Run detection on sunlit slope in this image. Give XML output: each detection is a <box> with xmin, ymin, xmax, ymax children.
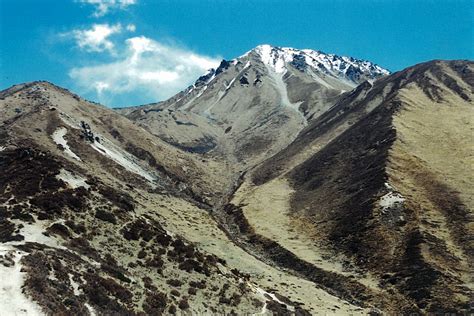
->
<box><xmin>236</xmin><ymin>60</ymin><xmax>473</xmax><ymax>314</ymax></box>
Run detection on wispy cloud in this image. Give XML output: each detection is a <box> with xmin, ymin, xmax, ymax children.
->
<box><xmin>69</xmin><ymin>23</ymin><xmax>123</xmax><ymax>53</ymax></box>
<box><xmin>78</xmin><ymin>0</ymin><xmax>137</xmax><ymax>17</ymax></box>
<box><xmin>69</xmin><ymin>36</ymin><xmax>220</xmax><ymax>106</ymax></box>
<box><xmin>126</xmin><ymin>24</ymin><xmax>136</xmax><ymax>32</ymax></box>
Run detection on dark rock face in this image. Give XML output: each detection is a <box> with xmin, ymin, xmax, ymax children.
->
<box><xmin>195</xmin><ymin>60</ymin><xmax>231</xmax><ymax>86</ymax></box>
<box><xmin>80</xmin><ymin>121</ymin><xmax>95</xmax><ymax>143</ymax></box>
<box><xmin>239</xmin><ymin>76</ymin><xmax>249</xmax><ymax>85</ymax></box>
<box><xmin>196</xmin><ymin>70</ymin><xmax>215</xmax><ymax>85</ymax></box>
<box><xmin>215</xmin><ymin>59</ymin><xmax>231</xmax><ymax>76</ymax></box>
<box><xmin>162</xmin><ymin>135</ymin><xmax>217</xmax><ymax>154</ymax></box>
<box><xmin>345</xmin><ymin>65</ymin><xmax>363</xmax><ymax>82</ymax></box>
<box><xmin>290</xmin><ymin>54</ymin><xmax>307</xmax><ymax>72</ymax></box>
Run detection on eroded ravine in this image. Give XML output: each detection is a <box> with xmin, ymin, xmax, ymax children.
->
<box><xmin>208</xmin><ymin>171</ymin><xmax>390</xmax><ymax>312</ymax></box>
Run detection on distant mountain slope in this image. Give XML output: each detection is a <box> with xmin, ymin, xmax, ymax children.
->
<box><xmin>234</xmin><ymin>60</ymin><xmax>474</xmax><ymax>313</ymax></box>
<box><xmin>119</xmin><ymin>45</ymin><xmax>389</xmax><ymax>168</ymax></box>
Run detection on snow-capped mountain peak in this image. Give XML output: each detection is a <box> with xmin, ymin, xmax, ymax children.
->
<box><xmin>247</xmin><ymin>44</ymin><xmax>390</xmax><ymax>84</ymax></box>
<box><xmin>255</xmin><ymin>44</ymin><xmax>295</xmax><ymax>73</ymax></box>
<box><xmin>191</xmin><ymin>44</ymin><xmax>389</xmax><ymax>93</ymax></box>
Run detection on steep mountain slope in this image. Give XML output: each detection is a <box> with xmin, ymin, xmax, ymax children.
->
<box><xmin>1</xmin><ymin>53</ymin><xmax>472</xmax><ymax>314</ymax></box>
<box><xmin>0</xmin><ymin>81</ymin><xmax>370</xmax><ymax>314</ymax></box>
<box><xmin>118</xmin><ymin>46</ymin><xmax>472</xmax><ymax>314</ymax></box>
<box><xmin>232</xmin><ymin>60</ymin><xmax>474</xmax><ymax>313</ymax></box>
<box><xmin>119</xmin><ymin>45</ymin><xmax>389</xmax><ymax>168</ymax></box>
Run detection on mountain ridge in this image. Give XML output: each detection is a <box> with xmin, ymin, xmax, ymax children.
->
<box><xmin>0</xmin><ymin>53</ymin><xmax>472</xmax><ymax>314</ymax></box>
<box><xmin>119</xmin><ymin>44</ymin><xmax>389</xmax><ymax>110</ymax></box>
<box><xmin>117</xmin><ymin>44</ymin><xmax>391</xmax><ymax>171</ymax></box>
<box><xmin>237</xmin><ymin>58</ymin><xmax>473</xmax><ymax>313</ymax></box>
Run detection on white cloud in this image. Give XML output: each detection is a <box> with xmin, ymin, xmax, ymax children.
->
<box><xmin>69</xmin><ymin>36</ymin><xmax>220</xmax><ymax>106</ymax></box>
<box><xmin>78</xmin><ymin>0</ymin><xmax>137</xmax><ymax>17</ymax></box>
<box><xmin>126</xmin><ymin>24</ymin><xmax>136</xmax><ymax>32</ymax></box>
<box><xmin>71</xmin><ymin>24</ymin><xmax>122</xmax><ymax>53</ymax></box>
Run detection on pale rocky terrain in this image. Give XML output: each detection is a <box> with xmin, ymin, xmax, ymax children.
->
<box><xmin>0</xmin><ymin>45</ymin><xmax>472</xmax><ymax>315</ymax></box>
<box><xmin>118</xmin><ymin>45</ymin><xmax>388</xmax><ymax>169</ymax></box>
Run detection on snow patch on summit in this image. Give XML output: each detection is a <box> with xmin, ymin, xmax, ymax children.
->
<box><xmin>256</xmin><ymin>44</ymin><xmax>294</xmax><ymax>74</ymax></box>
<box><xmin>253</xmin><ymin>44</ymin><xmax>389</xmax><ymax>83</ymax></box>
<box><xmin>255</xmin><ymin>45</ymin><xmax>306</xmax><ymax>124</ymax></box>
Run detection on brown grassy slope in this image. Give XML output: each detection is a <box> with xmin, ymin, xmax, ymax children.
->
<box><xmin>252</xmin><ymin>60</ymin><xmax>472</xmax><ymax>186</ymax></box>
<box><xmin>1</xmin><ymin>81</ymin><xmax>357</xmax><ymax>314</ymax></box>
<box><xmin>284</xmin><ymin>60</ymin><xmax>473</xmax><ymax>313</ymax></box>
<box><xmin>0</xmin><ymin>81</ymin><xmax>231</xmax><ymax>204</ymax></box>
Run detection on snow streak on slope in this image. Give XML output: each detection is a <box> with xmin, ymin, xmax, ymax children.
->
<box><xmin>0</xmin><ymin>247</ymin><xmax>44</xmax><ymax>316</ymax></box>
<box><xmin>0</xmin><ymin>214</ymin><xmax>66</xmax><ymax>315</ymax></box>
<box><xmin>56</xmin><ymin>169</ymin><xmax>90</xmax><ymax>189</ymax></box>
<box><xmin>256</xmin><ymin>45</ymin><xmax>306</xmax><ymax>124</ymax></box>
<box><xmin>90</xmin><ymin>136</ymin><xmax>156</xmax><ymax>184</ymax></box>
<box><xmin>181</xmin><ymin>69</ymin><xmax>217</xmax><ymax>110</ymax></box>
<box><xmin>380</xmin><ymin>183</ymin><xmax>405</xmax><ymax>210</ymax></box>
<box><xmin>249</xmin><ymin>283</ymin><xmax>295</xmax><ymax>315</ymax></box>
<box><xmin>52</xmin><ymin>121</ymin><xmax>156</xmax><ymax>185</ymax></box>
<box><xmin>52</xmin><ymin>127</ymin><xmax>81</xmax><ymax>161</ymax></box>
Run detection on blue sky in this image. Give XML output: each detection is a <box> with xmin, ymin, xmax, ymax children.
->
<box><xmin>1</xmin><ymin>0</ymin><xmax>473</xmax><ymax>107</ymax></box>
